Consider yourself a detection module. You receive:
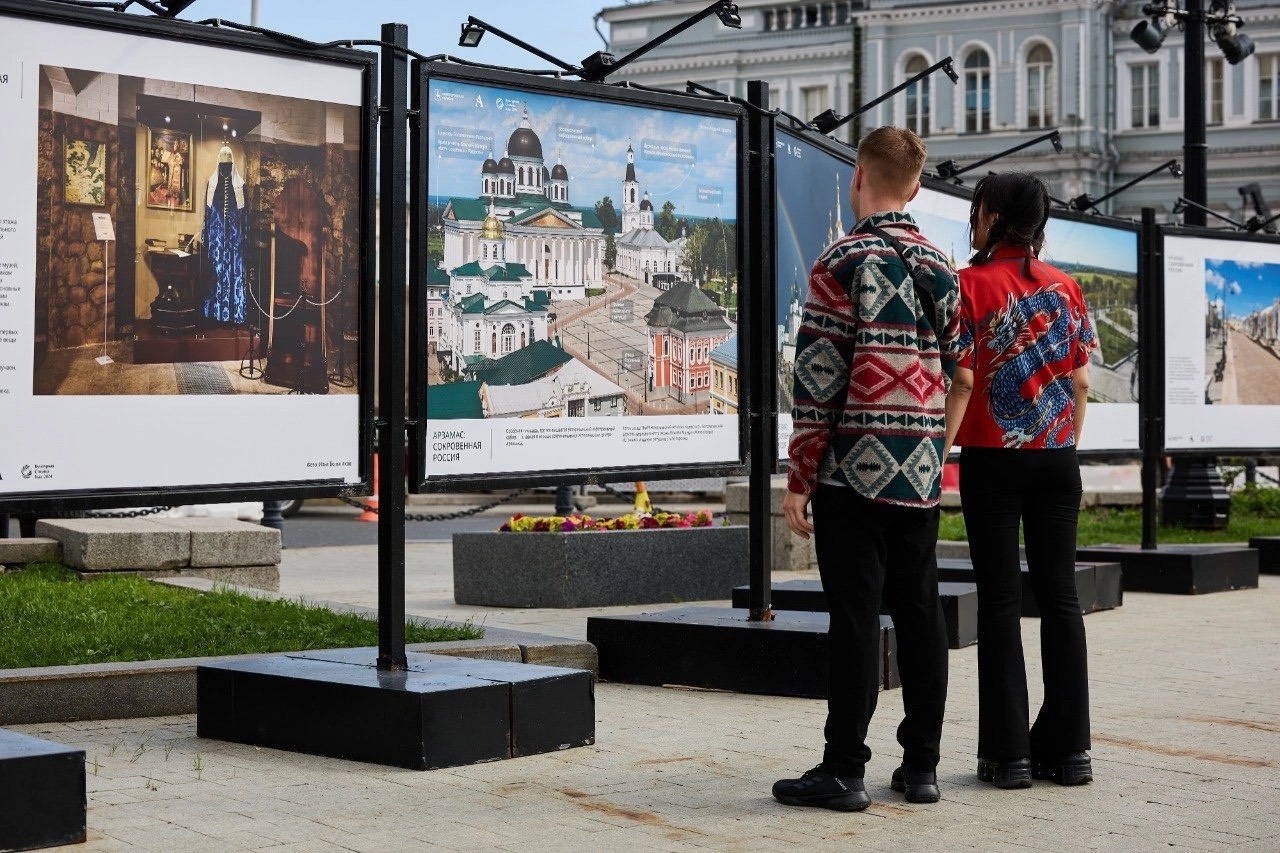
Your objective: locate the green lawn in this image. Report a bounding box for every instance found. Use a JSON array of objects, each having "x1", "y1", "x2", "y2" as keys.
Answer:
[
  {"x1": 0, "y1": 563, "x2": 481, "y2": 669},
  {"x1": 938, "y1": 490, "x2": 1280, "y2": 545}
]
